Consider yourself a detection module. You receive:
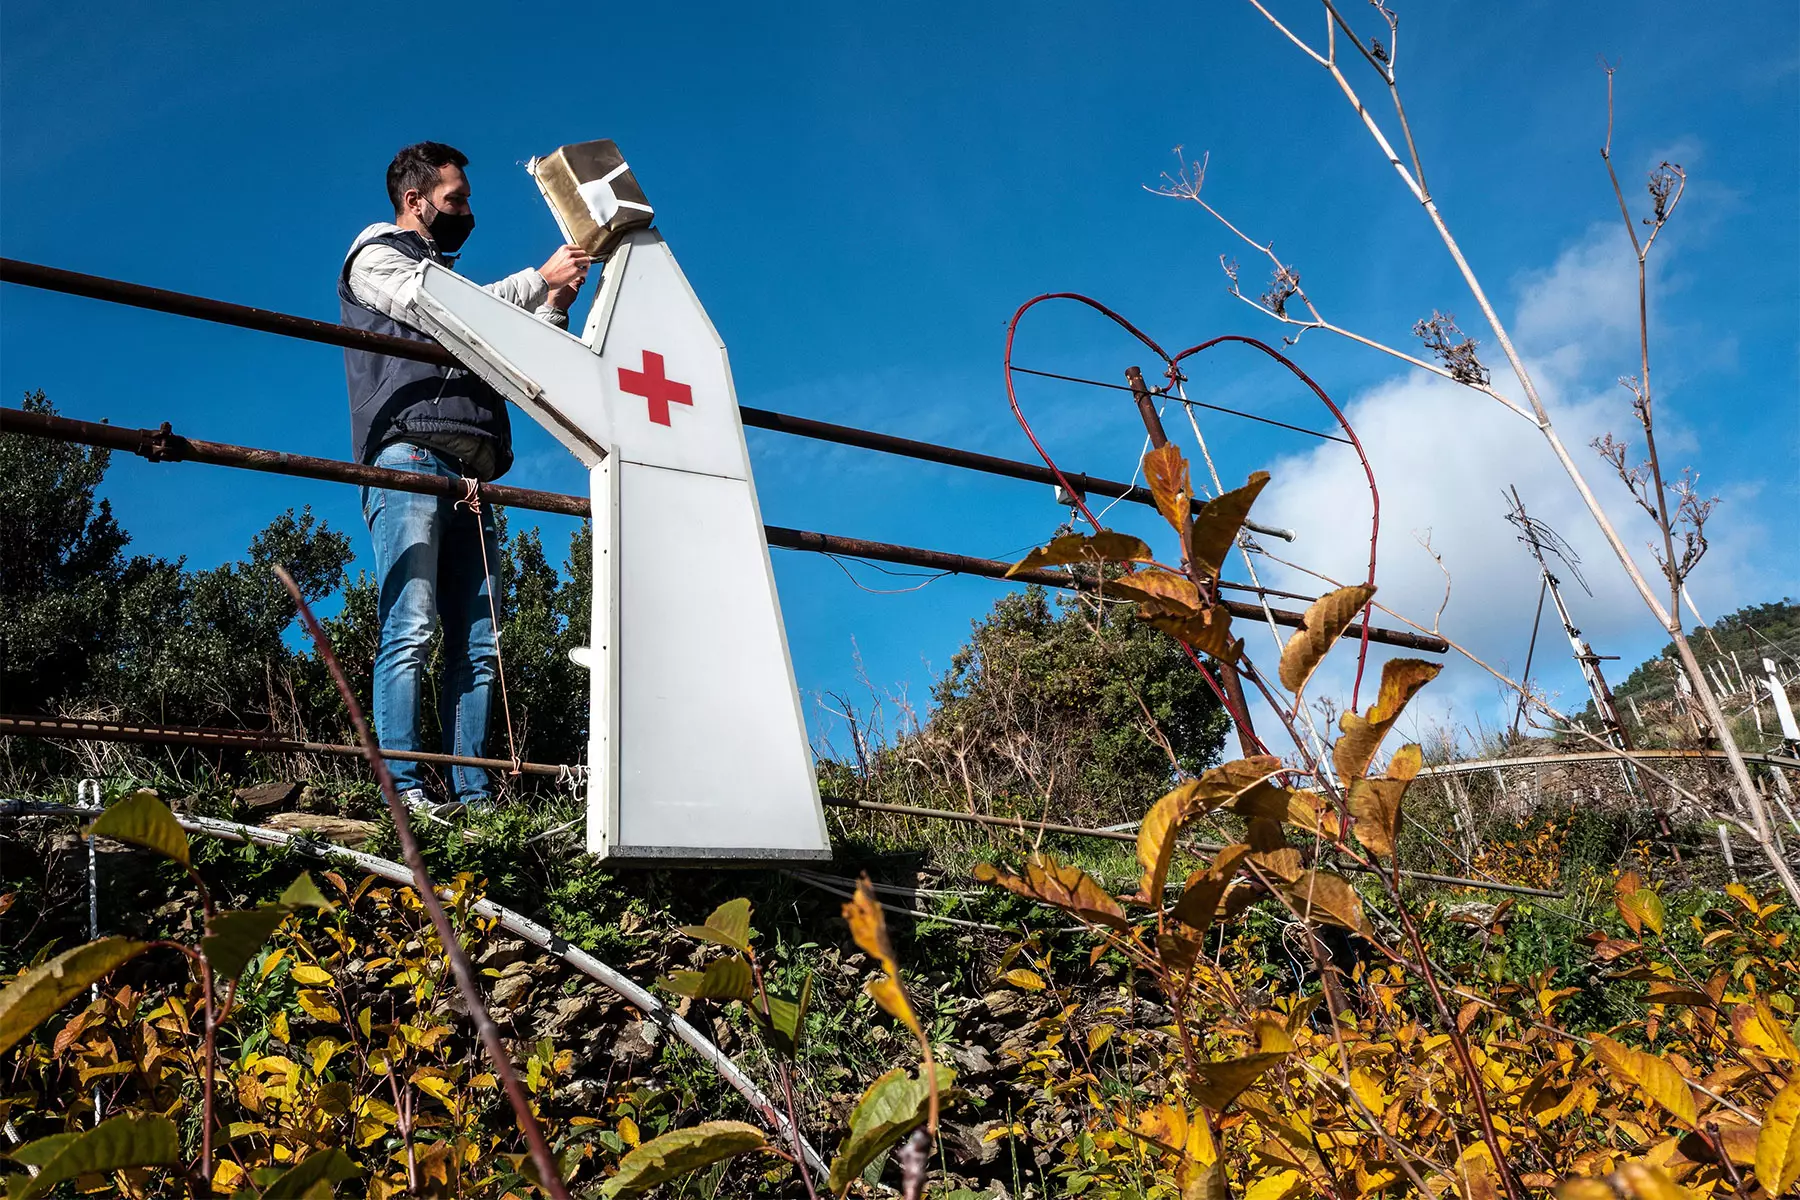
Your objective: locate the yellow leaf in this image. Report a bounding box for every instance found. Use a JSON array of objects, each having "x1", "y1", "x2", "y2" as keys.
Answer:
[
  {"x1": 618, "y1": 1115, "x2": 641, "y2": 1148},
  {"x1": 1242, "y1": 1168, "x2": 1304, "y2": 1200},
  {"x1": 1333, "y1": 658, "x2": 1442, "y2": 781},
  {"x1": 1190, "y1": 1051, "x2": 1288, "y2": 1111},
  {"x1": 1615, "y1": 872, "x2": 1665, "y2": 938},
  {"x1": 296, "y1": 989, "x2": 341, "y2": 1025},
  {"x1": 1002, "y1": 968, "x2": 1046, "y2": 991},
  {"x1": 1283, "y1": 871, "x2": 1369, "y2": 935},
  {"x1": 975, "y1": 856, "x2": 1129, "y2": 931},
  {"x1": 1138, "y1": 757, "x2": 1283, "y2": 908},
  {"x1": 842, "y1": 877, "x2": 920, "y2": 1037},
  {"x1": 1143, "y1": 443, "x2": 1192, "y2": 532},
  {"x1": 1349, "y1": 1068, "x2": 1388, "y2": 1115},
  {"x1": 1008, "y1": 531, "x2": 1155, "y2": 576},
  {"x1": 289, "y1": 964, "x2": 333, "y2": 987},
  {"x1": 1456, "y1": 1143, "x2": 1501, "y2": 1200},
  {"x1": 259, "y1": 947, "x2": 288, "y2": 981},
  {"x1": 1278, "y1": 584, "x2": 1376, "y2": 695},
  {"x1": 1188, "y1": 472, "x2": 1271, "y2": 578},
  {"x1": 1348, "y1": 743, "x2": 1421, "y2": 859},
  {"x1": 270, "y1": 1011, "x2": 290, "y2": 1044},
  {"x1": 1556, "y1": 1181, "x2": 1617, "y2": 1200},
  {"x1": 1756, "y1": 1075, "x2": 1800, "y2": 1197},
  {"x1": 1731, "y1": 1000, "x2": 1800, "y2": 1061},
  {"x1": 211, "y1": 1159, "x2": 246, "y2": 1194},
  {"x1": 1108, "y1": 570, "x2": 1202, "y2": 618},
  {"x1": 1591, "y1": 1034, "x2": 1697, "y2": 1128},
  {"x1": 1613, "y1": 1161, "x2": 1695, "y2": 1200},
  {"x1": 1086, "y1": 1024, "x2": 1115, "y2": 1054}
]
